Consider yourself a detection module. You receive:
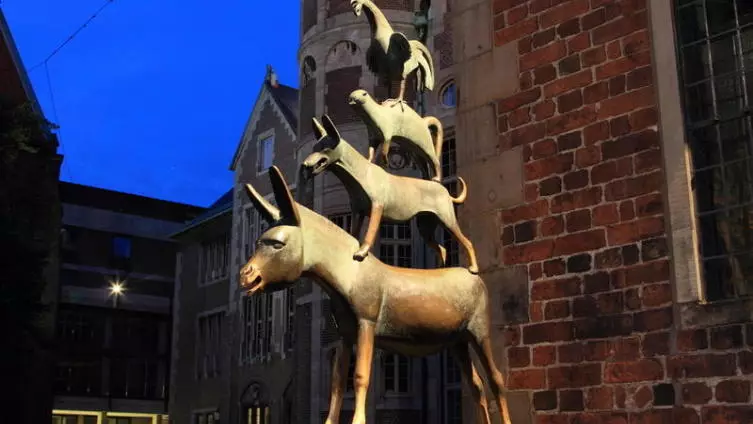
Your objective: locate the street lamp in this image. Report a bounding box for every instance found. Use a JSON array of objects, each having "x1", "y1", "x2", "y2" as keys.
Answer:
[{"x1": 109, "y1": 280, "x2": 125, "y2": 308}]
